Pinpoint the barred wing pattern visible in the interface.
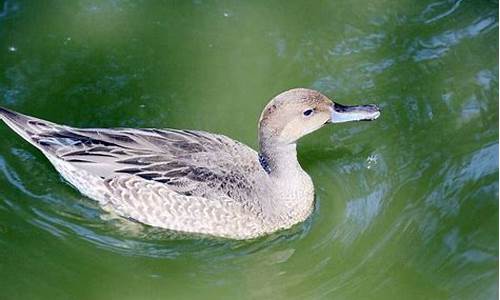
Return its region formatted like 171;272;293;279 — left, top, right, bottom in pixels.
0;107;262;203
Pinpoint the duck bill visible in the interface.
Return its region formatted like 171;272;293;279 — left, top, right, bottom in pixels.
330;102;380;123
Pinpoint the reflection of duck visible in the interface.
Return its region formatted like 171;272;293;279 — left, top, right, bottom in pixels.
0;88;379;239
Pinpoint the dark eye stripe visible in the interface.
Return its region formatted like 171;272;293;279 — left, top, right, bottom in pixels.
303;109;313;116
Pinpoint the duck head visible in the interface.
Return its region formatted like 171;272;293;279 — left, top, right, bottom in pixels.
258;88;380;146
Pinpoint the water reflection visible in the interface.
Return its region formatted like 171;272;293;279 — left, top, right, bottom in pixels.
412;15;497;62
420;0;464;24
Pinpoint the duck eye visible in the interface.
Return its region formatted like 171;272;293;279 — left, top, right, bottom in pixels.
303;109;314;117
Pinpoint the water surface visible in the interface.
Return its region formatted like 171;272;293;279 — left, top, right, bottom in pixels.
0;1;498;299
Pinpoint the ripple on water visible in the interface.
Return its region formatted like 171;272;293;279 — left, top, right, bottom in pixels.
333;184;387;246
420;0;464;24
411;15;497;62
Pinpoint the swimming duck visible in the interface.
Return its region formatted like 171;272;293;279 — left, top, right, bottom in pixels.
0;88;379;239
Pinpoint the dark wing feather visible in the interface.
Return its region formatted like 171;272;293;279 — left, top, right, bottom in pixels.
0;107;262;201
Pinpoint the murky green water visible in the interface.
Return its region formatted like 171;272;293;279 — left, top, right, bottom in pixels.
0;0;498;299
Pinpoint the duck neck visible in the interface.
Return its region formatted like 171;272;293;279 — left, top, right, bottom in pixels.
258;139;314;224
258;141;303;178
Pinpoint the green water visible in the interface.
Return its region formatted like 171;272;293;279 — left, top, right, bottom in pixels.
0;0;498;299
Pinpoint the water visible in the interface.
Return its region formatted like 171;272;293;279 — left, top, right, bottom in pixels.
0;0;497;299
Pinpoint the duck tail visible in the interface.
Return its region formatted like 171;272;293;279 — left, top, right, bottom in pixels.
0;106;60;151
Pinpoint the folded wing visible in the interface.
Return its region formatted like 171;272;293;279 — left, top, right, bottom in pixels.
0;107;261;201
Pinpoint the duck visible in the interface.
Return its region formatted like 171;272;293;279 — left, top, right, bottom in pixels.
0;88;380;239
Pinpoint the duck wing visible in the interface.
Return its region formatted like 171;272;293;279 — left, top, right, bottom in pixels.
0;107;261;201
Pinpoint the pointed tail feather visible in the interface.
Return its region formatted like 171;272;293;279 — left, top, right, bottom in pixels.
0;106;62;152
